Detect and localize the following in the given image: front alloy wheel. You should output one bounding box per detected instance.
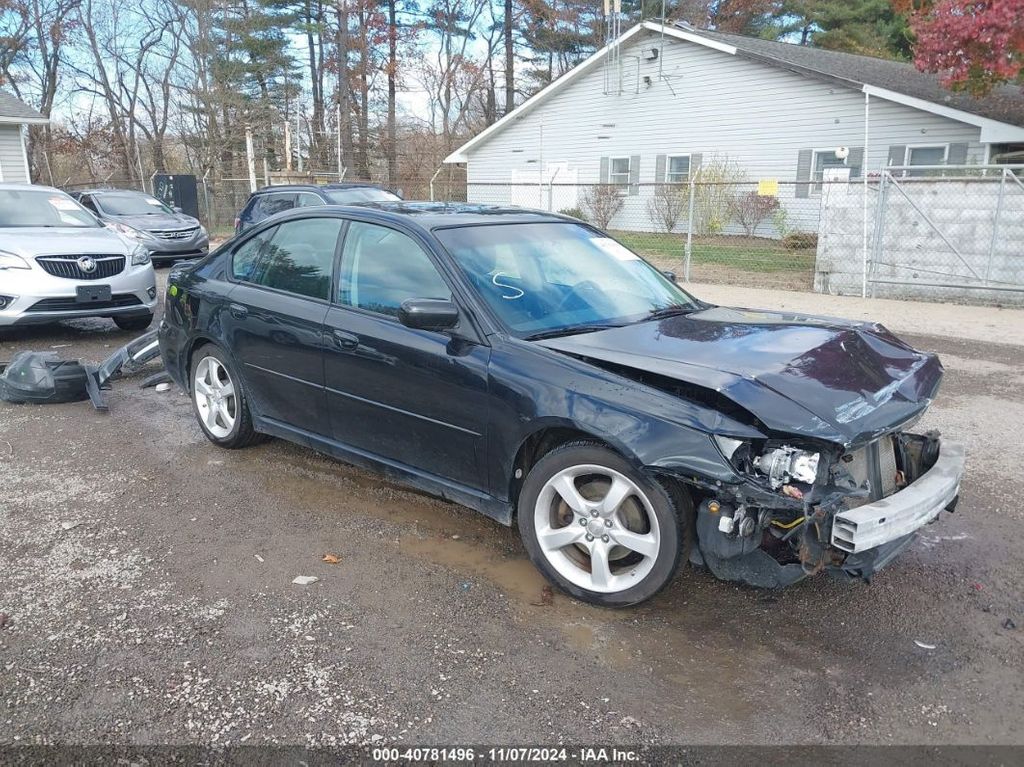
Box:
[518,442,685,607]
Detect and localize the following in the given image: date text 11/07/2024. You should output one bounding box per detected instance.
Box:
[370,746,640,762]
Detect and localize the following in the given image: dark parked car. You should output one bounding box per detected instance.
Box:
[71,188,209,263]
[234,183,401,234]
[159,202,965,607]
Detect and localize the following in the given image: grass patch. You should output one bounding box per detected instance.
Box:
[612,230,815,274]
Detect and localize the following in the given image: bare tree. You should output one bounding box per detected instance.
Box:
[646,184,688,233]
[582,184,624,230]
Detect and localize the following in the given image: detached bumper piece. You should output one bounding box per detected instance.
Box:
[832,440,965,553]
[0,329,163,411]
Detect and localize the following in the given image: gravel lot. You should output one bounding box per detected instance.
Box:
[1,270,1022,747]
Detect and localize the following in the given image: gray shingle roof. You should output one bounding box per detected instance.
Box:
[0,90,46,122]
[680,24,1024,128]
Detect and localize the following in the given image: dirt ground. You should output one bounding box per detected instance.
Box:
[1,270,1022,748]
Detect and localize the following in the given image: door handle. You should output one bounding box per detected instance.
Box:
[228,303,249,319]
[331,329,359,350]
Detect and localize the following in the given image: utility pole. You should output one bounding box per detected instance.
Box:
[285,120,293,172]
[245,127,258,192]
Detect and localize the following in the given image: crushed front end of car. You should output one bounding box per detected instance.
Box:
[690,430,964,587]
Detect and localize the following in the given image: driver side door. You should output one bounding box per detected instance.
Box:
[322,220,491,490]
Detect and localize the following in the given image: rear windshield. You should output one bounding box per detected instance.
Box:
[324,188,401,204]
[0,189,99,228]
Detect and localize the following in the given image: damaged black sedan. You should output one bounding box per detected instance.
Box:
[159,203,965,607]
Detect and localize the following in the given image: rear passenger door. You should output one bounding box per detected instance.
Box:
[223,216,343,435]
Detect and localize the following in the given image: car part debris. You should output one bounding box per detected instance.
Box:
[0,352,92,405]
[914,640,937,650]
[154,382,172,392]
[292,575,319,585]
[141,370,174,389]
[0,329,162,411]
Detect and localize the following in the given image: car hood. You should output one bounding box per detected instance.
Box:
[536,305,943,447]
[107,212,200,230]
[0,227,133,257]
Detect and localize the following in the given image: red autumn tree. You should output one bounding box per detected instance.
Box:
[896,0,1024,96]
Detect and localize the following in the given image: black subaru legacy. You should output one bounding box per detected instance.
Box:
[159,202,965,607]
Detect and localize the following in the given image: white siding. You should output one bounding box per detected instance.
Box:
[0,124,29,183]
[464,30,986,231]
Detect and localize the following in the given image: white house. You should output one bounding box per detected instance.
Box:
[0,91,47,184]
[445,22,1024,233]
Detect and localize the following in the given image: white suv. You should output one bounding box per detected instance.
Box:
[0,184,157,330]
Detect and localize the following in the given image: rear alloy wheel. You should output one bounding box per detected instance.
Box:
[189,344,261,448]
[518,442,684,607]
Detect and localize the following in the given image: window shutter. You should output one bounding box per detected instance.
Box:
[847,146,864,178]
[947,142,968,166]
[599,157,610,184]
[629,154,640,195]
[690,153,702,180]
[887,145,906,168]
[795,149,812,198]
[655,154,667,184]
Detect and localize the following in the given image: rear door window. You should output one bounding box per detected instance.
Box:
[256,193,297,221]
[296,192,325,208]
[232,227,276,281]
[250,217,343,300]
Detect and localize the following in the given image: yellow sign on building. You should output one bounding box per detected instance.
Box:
[757,179,779,196]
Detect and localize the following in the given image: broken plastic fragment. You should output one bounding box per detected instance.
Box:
[292,575,319,586]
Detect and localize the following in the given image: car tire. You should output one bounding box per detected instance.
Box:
[114,313,153,332]
[189,343,262,449]
[517,441,690,607]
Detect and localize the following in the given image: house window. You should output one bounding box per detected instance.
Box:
[906,145,948,177]
[812,150,853,192]
[666,155,690,184]
[609,157,631,186]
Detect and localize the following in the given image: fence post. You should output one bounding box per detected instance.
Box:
[986,168,1007,282]
[684,175,695,282]
[868,171,889,298]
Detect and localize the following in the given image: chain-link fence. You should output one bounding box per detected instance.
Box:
[57,165,1024,306]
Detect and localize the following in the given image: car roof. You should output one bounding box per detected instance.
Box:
[254,182,387,194]
[0,182,66,194]
[308,201,574,230]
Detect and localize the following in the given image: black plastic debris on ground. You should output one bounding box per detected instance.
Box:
[0,329,163,411]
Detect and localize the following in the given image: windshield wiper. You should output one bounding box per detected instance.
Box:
[523,323,622,341]
[644,305,699,320]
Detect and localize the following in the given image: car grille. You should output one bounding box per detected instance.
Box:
[36,255,126,280]
[841,435,899,509]
[26,295,143,313]
[150,227,199,240]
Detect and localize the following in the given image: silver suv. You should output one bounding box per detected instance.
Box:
[0,184,157,331]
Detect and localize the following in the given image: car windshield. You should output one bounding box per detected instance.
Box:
[324,188,401,204]
[435,222,701,337]
[96,192,174,215]
[0,188,99,228]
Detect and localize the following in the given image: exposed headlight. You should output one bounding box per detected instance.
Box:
[713,436,819,490]
[130,245,151,266]
[0,250,30,270]
[755,447,819,489]
[107,221,156,241]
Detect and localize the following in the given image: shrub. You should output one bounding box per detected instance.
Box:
[581,184,624,230]
[692,154,745,236]
[731,192,781,237]
[782,231,819,250]
[645,184,689,233]
[558,207,587,221]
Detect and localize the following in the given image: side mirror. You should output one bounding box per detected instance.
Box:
[398,298,459,332]
[662,269,677,282]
